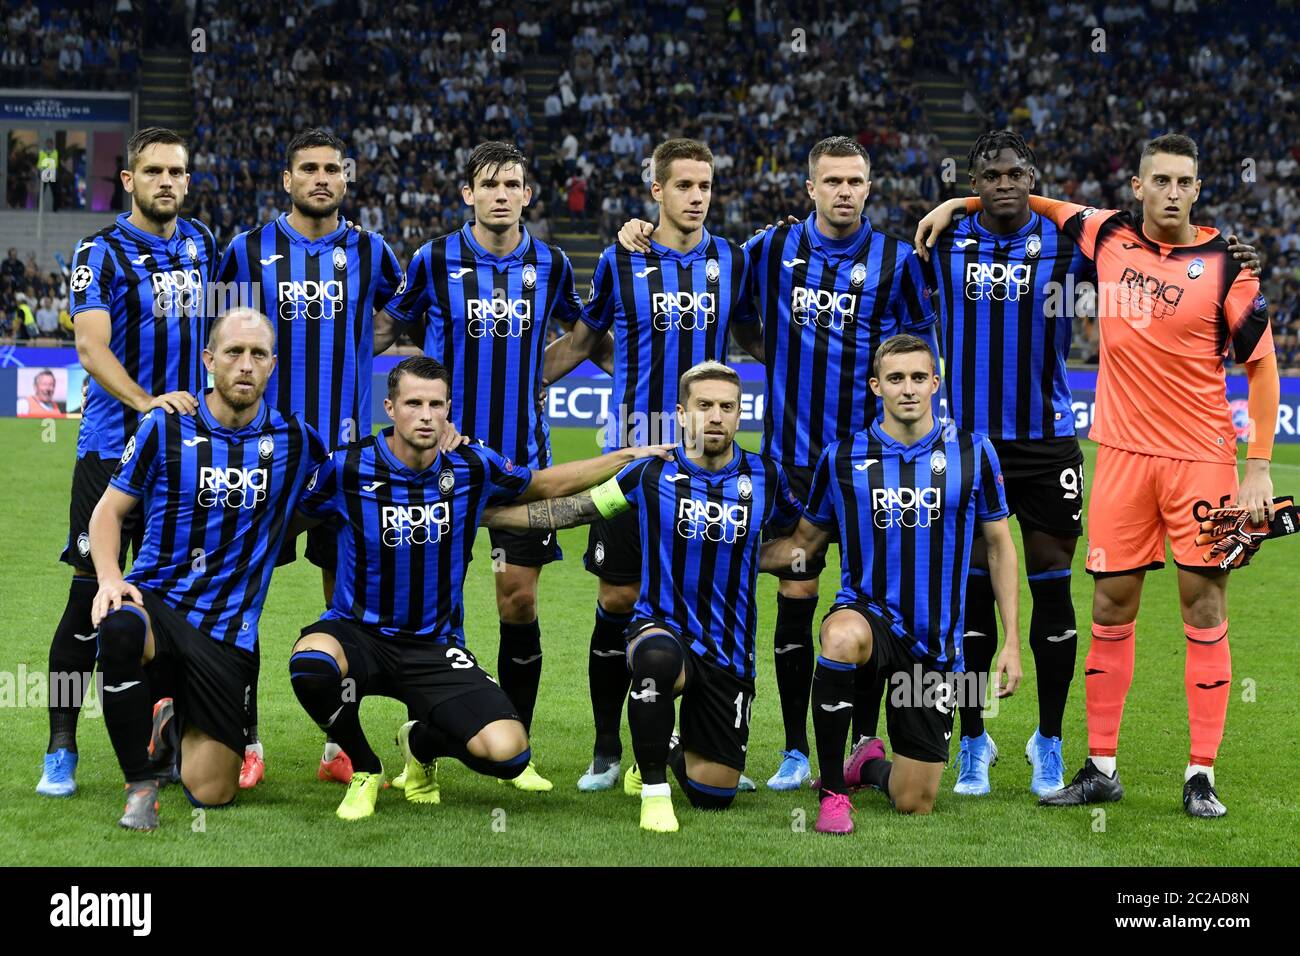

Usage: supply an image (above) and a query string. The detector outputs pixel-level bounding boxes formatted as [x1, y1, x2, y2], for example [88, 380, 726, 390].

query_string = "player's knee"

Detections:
[1180, 590, 1225, 630]
[892, 786, 937, 815]
[467, 720, 529, 765]
[778, 577, 819, 599]
[683, 777, 737, 811]
[1091, 588, 1137, 627]
[597, 585, 637, 617]
[495, 582, 538, 623]
[820, 619, 867, 663]
[97, 606, 147, 666]
[184, 780, 236, 808]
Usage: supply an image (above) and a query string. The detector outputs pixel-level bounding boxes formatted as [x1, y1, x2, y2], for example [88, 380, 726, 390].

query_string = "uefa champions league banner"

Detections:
[3, 348, 1298, 444]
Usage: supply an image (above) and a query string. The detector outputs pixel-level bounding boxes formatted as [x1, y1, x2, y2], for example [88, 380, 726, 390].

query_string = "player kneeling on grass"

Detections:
[88, 309, 329, 831]
[760, 335, 1021, 833]
[289, 356, 671, 820]
[569, 361, 803, 833]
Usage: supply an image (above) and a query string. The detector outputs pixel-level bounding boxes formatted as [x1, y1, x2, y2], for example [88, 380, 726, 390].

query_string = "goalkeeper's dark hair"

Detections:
[464, 141, 529, 189]
[285, 128, 347, 171]
[1140, 132, 1198, 175]
[387, 356, 451, 401]
[968, 129, 1036, 175]
[872, 333, 937, 378]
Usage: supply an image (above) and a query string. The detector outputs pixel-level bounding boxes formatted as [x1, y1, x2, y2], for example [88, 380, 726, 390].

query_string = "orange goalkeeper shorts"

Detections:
[1085, 445, 1239, 575]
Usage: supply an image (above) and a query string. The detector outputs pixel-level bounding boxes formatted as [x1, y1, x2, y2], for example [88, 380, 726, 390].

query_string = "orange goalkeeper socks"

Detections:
[1185, 620, 1231, 766]
[1085, 621, 1135, 757]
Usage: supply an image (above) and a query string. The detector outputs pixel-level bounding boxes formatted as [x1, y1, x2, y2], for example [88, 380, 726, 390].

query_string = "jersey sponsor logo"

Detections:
[1115, 267, 1183, 320]
[954, 238, 978, 249]
[870, 486, 942, 529]
[855, 458, 879, 471]
[791, 287, 857, 329]
[150, 269, 204, 312]
[182, 436, 208, 447]
[362, 480, 386, 492]
[133, 254, 151, 265]
[466, 297, 532, 337]
[76, 240, 96, 253]
[651, 291, 715, 331]
[965, 262, 1031, 302]
[676, 497, 749, 542]
[197, 466, 269, 509]
[380, 501, 451, 546]
[277, 279, 343, 321]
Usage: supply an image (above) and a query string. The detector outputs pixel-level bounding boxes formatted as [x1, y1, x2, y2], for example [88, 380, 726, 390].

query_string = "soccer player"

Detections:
[918, 133, 1278, 816]
[379, 142, 590, 793]
[38, 127, 215, 798]
[904, 130, 1094, 797]
[86, 309, 328, 830]
[576, 361, 802, 832]
[217, 127, 408, 788]
[289, 356, 670, 819]
[761, 334, 1021, 833]
[543, 138, 762, 792]
[623, 135, 937, 790]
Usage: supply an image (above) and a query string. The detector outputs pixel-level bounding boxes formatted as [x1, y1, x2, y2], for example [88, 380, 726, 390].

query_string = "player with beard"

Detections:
[37, 127, 215, 799]
[87, 309, 329, 830]
[543, 138, 762, 793]
[217, 128, 416, 788]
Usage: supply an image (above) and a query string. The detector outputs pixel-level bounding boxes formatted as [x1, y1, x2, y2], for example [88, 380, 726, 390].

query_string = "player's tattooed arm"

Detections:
[483, 492, 601, 531]
[759, 519, 832, 575]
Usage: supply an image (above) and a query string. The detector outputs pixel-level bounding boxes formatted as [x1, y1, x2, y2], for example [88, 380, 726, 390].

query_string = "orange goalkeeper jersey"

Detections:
[1025, 196, 1272, 464]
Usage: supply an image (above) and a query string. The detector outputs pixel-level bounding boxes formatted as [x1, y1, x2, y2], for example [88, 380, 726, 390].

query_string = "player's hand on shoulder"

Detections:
[617, 219, 654, 253]
[625, 443, 675, 462]
[1224, 233, 1262, 276]
[438, 420, 469, 453]
[91, 578, 144, 628]
[751, 214, 800, 235]
[147, 390, 198, 415]
[913, 198, 963, 260]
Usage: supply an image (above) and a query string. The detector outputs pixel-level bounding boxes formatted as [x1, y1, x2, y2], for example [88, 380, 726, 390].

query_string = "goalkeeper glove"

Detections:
[1195, 496, 1298, 570]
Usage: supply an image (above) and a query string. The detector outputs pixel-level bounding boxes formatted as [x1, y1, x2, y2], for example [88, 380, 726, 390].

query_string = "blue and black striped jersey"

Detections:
[69, 213, 217, 458]
[928, 212, 1092, 440]
[299, 432, 532, 643]
[109, 397, 328, 652]
[609, 446, 802, 680]
[581, 229, 756, 453]
[216, 215, 404, 448]
[387, 224, 581, 468]
[805, 420, 1008, 670]
[745, 213, 935, 468]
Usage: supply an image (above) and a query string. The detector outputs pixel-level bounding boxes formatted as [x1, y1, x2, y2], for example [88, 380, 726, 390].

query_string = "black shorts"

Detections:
[760, 463, 829, 580]
[137, 588, 257, 755]
[627, 619, 756, 772]
[584, 506, 641, 584]
[61, 452, 143, 573]
[300, 618, 518, 741]
[988, 437, 1085, 537]
[276, 523, 339, 572]
[487, 526, 562, 568]
[826, 601, 955, 764]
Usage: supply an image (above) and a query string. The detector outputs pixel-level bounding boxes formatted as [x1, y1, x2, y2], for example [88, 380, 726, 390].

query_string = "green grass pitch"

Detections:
[1, 418, 1297, 865]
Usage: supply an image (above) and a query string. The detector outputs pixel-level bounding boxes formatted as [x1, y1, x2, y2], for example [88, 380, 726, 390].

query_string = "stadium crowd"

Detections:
[2, 0, 1297, 366]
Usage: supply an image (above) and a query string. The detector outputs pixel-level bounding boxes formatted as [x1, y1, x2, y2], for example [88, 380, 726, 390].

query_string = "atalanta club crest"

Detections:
[705, 258, 720, 283]
[522, 263, 537, 289]
[1025, 235, 1041, 258]
[737, 474, 752, 499]
[594, 541, 606, 566]
[306, 468, 319, 492]
[333, 247, 347, 271]
[439, 468, 455, 496]
[395, 270, 406, 296]
[930, 450, 947, 475]
[850, 263, 867, 287]
[186, 238, 198, 262]
[77, 532, 90, 556]
[1187, 257, 1205, 280]
[258, 435, 275, 459]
